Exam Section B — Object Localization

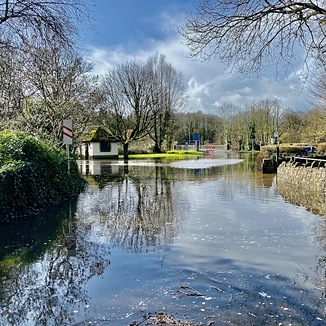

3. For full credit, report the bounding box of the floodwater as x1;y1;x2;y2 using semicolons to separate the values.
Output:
1;152;326;325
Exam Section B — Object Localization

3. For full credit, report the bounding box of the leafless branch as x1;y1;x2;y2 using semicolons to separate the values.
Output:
180;0;326;77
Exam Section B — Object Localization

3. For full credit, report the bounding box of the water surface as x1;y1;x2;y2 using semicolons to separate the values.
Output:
1;153;325;325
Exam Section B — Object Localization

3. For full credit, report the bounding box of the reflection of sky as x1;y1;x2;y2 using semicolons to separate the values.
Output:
173;192;318;272
2;157;325;326
112;158;244;169
169;158;244;169
76;158;326;324
170;174;324;273
80;168;326;324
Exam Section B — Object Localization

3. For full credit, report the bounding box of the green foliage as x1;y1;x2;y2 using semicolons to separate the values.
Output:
0;131;86;222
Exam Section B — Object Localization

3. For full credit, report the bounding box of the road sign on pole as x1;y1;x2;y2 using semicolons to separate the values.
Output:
193;128;199;141
63;120;72;174
63;120;73;145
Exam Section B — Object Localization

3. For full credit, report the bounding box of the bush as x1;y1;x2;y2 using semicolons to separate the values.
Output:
261;143;310;154
316;143;326;155
0;131;86;222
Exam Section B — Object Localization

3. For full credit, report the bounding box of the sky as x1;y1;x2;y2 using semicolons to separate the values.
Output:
79;0;311;114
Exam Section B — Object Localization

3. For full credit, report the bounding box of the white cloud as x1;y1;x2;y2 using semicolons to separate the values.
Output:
84;16;310;114
187;77;210;96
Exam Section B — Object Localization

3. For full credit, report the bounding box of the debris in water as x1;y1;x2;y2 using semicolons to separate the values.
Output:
129;312;204;325
169;284;205;298
259;292;271;298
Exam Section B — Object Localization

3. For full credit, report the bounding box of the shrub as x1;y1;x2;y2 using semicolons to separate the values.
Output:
316;143;326;155
261;143;310;154
0;131;86;222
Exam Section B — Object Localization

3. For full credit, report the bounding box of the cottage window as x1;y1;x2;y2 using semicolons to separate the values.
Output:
100;141;111;152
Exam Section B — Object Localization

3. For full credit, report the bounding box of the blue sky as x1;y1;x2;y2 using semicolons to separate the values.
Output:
83;0;192;47
80;0;310;114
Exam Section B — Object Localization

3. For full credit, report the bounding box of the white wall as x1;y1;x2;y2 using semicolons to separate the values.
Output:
81;141;119;159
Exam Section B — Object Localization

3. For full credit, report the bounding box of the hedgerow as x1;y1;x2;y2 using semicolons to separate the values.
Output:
0;131;86;222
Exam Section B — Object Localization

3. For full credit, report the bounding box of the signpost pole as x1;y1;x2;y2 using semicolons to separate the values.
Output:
273;131;279;168
66;144;70;174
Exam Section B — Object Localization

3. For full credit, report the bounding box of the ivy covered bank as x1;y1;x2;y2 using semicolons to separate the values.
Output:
0;131;86;222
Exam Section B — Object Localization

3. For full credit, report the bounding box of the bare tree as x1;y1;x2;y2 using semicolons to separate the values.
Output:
146;53;185;153
218;100;283;149
180;0;326;76
0;46;27;128
11;45;102;149
303;63;326;143
216;102;240;146
279;109;304;143
309;64;326;108
0;0;89;50
100;60;155;160
247;99;283;145
302;107;326;142
0;1;93;142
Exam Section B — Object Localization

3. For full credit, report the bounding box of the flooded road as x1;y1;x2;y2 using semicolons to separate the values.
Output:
1;153;326;325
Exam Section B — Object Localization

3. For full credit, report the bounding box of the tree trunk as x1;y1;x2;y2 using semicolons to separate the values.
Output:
123;142;129;160
153;142;162;153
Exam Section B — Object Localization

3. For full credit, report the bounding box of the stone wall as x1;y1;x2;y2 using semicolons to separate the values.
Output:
276;162;326;216
277;162;326;192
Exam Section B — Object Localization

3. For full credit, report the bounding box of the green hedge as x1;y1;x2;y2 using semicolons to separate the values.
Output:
0;131;86;222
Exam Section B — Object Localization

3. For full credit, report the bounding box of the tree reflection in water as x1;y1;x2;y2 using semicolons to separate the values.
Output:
0;162;188;325
0;201;111;326
1;156;326;325
78;164;183;252
276;180;325;217
276;176;326;304
77;158;244;252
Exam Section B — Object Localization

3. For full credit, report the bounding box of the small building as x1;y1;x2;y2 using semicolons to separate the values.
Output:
80;127;119;159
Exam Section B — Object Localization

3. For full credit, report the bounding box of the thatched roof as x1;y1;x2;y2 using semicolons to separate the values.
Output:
83;127;117;142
